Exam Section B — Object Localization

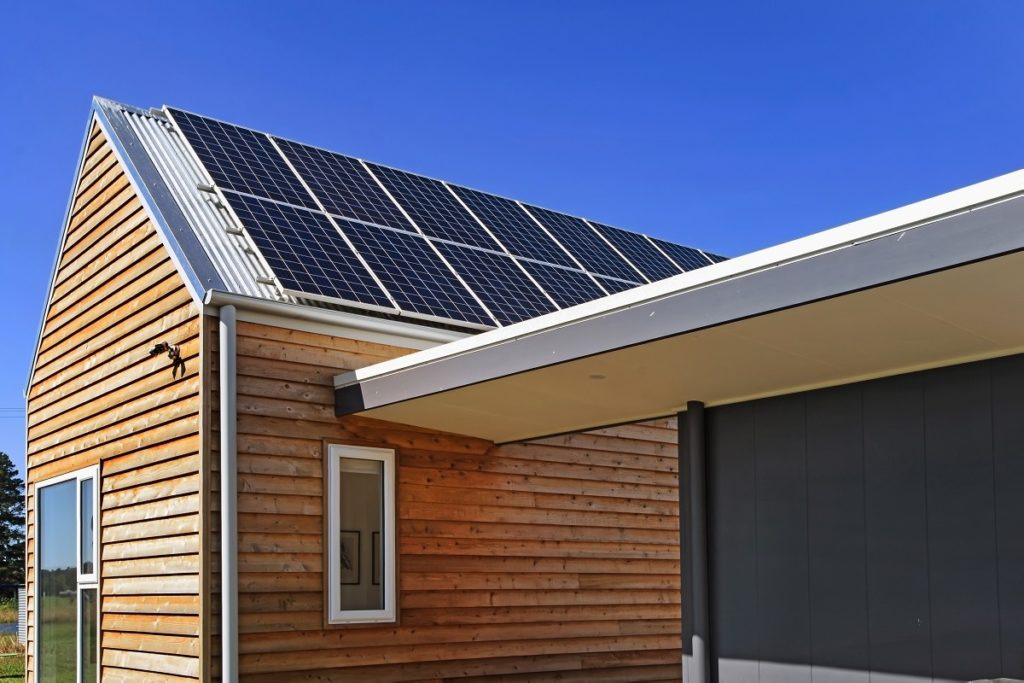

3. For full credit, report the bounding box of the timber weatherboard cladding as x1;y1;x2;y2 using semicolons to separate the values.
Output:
25;124;204;682
28;118;684;681
220;318;682;681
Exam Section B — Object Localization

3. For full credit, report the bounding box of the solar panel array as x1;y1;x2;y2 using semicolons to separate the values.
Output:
168;107;726;329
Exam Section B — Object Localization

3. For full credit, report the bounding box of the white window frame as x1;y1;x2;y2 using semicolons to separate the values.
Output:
326;444;396;624
76;472;98;585
34;465;99;683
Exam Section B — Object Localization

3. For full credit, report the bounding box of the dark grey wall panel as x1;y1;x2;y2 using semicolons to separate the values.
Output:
861;373;933;679
754;395;811;682
991;355;1024;678
700;354;1024;682
924;363;1002;679
804;385;869;674
708;403;759;677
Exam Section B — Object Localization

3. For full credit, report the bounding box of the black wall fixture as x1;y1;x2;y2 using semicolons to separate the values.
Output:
149;341;185;378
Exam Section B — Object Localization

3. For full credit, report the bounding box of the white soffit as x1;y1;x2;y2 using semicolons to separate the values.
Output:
359;250;1024;442
335;169;1024;442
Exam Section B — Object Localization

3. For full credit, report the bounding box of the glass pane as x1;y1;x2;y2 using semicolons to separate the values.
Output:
80;588;98;683
39;480;77;683
337;457;384;611
80;477;94;576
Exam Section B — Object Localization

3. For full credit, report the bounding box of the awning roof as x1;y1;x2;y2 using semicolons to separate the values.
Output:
334;171;1024;443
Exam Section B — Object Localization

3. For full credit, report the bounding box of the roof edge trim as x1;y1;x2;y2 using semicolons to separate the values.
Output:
333;168;1024;396
93;96;225;303
333;169;1024;417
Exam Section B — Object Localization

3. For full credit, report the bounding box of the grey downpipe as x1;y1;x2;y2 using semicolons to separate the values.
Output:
219;305;238;682
686;401;711;683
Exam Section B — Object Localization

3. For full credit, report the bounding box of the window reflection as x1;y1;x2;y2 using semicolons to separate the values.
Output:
39;480;77;683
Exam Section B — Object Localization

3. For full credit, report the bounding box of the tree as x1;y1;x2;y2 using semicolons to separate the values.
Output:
0;453;24;585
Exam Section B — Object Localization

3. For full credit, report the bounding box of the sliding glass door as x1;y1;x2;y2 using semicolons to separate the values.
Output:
37;467;98;683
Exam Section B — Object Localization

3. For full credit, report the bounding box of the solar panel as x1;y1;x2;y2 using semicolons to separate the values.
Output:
365;164;500;250
169;108;727;330
434;242;556;324
274;138;413;231
225;192;392;308
518;261;607;308
169;109;317;209
337;220;493;326
594;276;641;295
704;251;729;264
448;185;577;268
589;221;682;281
648;237;713;271
522;204;644;282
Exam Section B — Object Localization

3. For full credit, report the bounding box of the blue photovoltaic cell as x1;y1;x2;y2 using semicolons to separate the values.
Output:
518;261;607;309
169;109;317;209
274;138;413;231
595;275;641;295
649;237;713;271
589;222;683;281
522;204;643;282
704;251;729;263
434;242;556;324
337;220;493;326
225;192;392;308
366;164;500;250
173;107;723;328
448;185;576;268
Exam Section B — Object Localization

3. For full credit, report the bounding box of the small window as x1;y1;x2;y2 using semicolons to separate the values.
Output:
326;445;396;624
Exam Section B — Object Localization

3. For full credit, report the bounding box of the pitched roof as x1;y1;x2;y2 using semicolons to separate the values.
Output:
92;97;723;333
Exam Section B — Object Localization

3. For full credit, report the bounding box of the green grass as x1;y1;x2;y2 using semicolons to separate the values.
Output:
0;598;15;625
0;652;24;681
0;597;24;682
0;635;21;656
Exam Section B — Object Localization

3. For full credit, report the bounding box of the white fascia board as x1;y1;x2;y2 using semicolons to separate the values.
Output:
335;167;1024;389
92;97;218;305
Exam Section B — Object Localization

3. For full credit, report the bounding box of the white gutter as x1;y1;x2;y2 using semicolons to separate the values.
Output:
203;290;469;350
219;305;238;683
334;167;1024;390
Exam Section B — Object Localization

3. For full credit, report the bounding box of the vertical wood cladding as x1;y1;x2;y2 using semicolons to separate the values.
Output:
223;319;681;681
25;123;203;682
705;354;1024;682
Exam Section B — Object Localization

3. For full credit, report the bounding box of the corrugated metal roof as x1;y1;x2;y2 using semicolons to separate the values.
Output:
110;102;480;335
98;98;725;335
122;107;281;301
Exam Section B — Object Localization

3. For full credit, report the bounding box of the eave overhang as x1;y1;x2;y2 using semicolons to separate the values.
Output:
334;171;1024;443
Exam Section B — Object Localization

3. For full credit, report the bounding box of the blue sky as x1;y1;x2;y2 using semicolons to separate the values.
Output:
2;1;1024;477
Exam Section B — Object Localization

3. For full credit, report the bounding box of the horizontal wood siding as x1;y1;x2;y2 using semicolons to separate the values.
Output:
25;123;203;682
228;320;681;681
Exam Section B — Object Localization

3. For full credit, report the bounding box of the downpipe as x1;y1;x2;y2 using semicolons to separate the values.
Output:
219;305;238;682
